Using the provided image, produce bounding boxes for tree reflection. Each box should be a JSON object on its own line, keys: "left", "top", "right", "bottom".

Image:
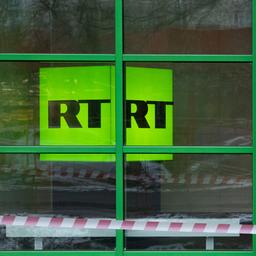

{"left": 0, "top": 0, "right": 114, "bottom": 53}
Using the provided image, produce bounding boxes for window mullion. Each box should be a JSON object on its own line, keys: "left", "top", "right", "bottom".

{"left": 115, "top": 0, "right": 124, "bottom": 255}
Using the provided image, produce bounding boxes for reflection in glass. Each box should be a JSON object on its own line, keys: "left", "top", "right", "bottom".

{"left": 125, "top": 63, "right": 252, "bottom": 146}
{"left": 0, "top": 154, "right": 116, "bottom": 250}
{"left": 126, "top": 235, "right": 251, "bottom": 251}
{"left": 0, "top": 62, "right": 115, "bottom": 146}
{"left": 0, "top": 0, "right": 114, "bottom": 53}
{"left": 124, "top": 0, "right": 252, "bottom": 54}
{"left": 125, "top": 154, "right": 252, "bottom": 250}
{"left": 126, "top": 237, "right": 205, "bottom": 251}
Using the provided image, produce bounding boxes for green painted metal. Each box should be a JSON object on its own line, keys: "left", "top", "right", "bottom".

{"left": 123, "top": 146, "right": 253, "bottom": 154}
{"left": 0, "top": 252, "right": 115, "bottom": 256}
{"left": 0, "top": 146, "right": 251, "bottom": 154}
{"left": 0, "top": 146, "right": 116, "bottom": 153}
{"left": 115, "top": 0, "right": 124, "bottom": 256}
{"left": 123, "top": 54, "right": 252, "bottom": 62}
{"left": 0, "top": 54, "right": 115, "bottom": 61}
{"left": 253, "top": 0, "right": 256, "bottom": 251}
{"left": 123, "top": 252, "right": 254, "bottom": 256}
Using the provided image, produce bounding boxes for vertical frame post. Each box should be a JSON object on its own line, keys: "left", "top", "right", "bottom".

{"left": 253, "top": 0, "right": 256, "bottom": 252}
{"left": 115, "top": 0, "right": 124, "bottom": 255}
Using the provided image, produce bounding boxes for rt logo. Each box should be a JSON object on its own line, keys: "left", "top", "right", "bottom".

{"left": 48, "top": 99, "right": 173, "bottom": 129}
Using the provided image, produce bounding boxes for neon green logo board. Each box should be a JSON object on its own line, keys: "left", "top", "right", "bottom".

{"left": 40, "top": 66, "right": 173, "bottom": 162}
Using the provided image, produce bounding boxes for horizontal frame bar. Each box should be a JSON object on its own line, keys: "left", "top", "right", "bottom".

{"left": 0, "top": 250, "right": 249, "bottom": 256}
{"left": 0, "top": 146, "right": 116, "bottom": 154}
{"left": 0, "top": 54, "right": 251, "bottom": 62}
{"left": 0, "top": 54, "right": 115, "bottom": 62}
{"left": 0, "top": 252, "right": 115, "bottom": 256}
{"left": 123, "top": 54, "right": 252, "bottom": 62}
{"left": 124, "top": 252, "right": 253, "bottom": 256}
{"left": 0, "top": 146, "right": 252, "bottom": 154}
{"left": 123, "top": 146, "right": 253, "bottom": 154}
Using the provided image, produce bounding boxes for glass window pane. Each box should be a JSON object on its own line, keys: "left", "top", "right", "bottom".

{"left": 124, "top": 0, "right": 252, "bottom": 54}
{"left": 125, "top": 154, "right": 252, "bottom": 250}
{"left": 0, "top": 0, "right": 114, "bottom": 53}
{"left": 124, "top": 63, "right": 252, "bottom": 146}
{"left": 126, "top": 235, "right": 251, "bottom": 251}
{"left": 126, "top": 237, "right": 205, "bottom": 250}
{"left": 0, "top": 153, "right": 115, "bottom": 250}
{"left": 215, "top": 235, "right": 252, "bottom": 250}
{"left": 0, "top": 62, "right": 115, "bottom": 147}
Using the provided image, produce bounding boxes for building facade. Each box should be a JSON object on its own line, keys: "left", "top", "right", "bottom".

{"left": 0, "top": 0, "right": 253, "bottom": 255}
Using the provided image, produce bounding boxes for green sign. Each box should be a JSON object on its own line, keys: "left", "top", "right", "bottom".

{"left": 40, "top": 66, "right": 173, "bottom": 162}
{"left": 125, "top": 67, "right": 173, "bottom": 161}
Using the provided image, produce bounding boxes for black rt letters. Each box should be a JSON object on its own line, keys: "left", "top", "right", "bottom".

{"left": 48, "top": 99, "right": 173, "bottom": 128}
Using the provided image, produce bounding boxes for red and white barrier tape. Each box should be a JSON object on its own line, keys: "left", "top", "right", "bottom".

{"left": 0, "top": 215, "right": 254, "bottom": 235}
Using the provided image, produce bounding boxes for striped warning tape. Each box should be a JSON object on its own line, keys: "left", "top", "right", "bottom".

{"left": 0, "top": 215, "right": 254, "bottom": 235}
{"left": 2, "top": 166, "right": 251, "bottom": 187}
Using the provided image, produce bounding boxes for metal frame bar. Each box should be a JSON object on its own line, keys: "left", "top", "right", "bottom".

{"left": 253, "top": 0, "right": 256, "bottom": 252}
{"left": 0, "top": 146, "right": 116, "bottom": 153}
{"left": 0, "top": 54, "right": 115, "bottom": 61}
{"left": 123, "top": 146, "right": 253, "bottom": 154}
{"left": 115, "top": 0, "right": 124, "bottom": 255}
{"left": 0, "top": 0, "right": 254, "bottom": 255}
{"left": 123, "top": 253, "right": 254, "bottom": 256}
{"left": 0, "top": 253, "right": 115, "bottom": 256}
{"left": 0, "top": 146, "right": 251, "bottom": 154}
{"left": 123, "top": 54, "right": 252, "bottom": 62}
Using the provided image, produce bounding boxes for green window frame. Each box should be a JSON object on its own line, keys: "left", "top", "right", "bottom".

{"left": 0, "top": 0, "right": 254, "bottom": 255}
